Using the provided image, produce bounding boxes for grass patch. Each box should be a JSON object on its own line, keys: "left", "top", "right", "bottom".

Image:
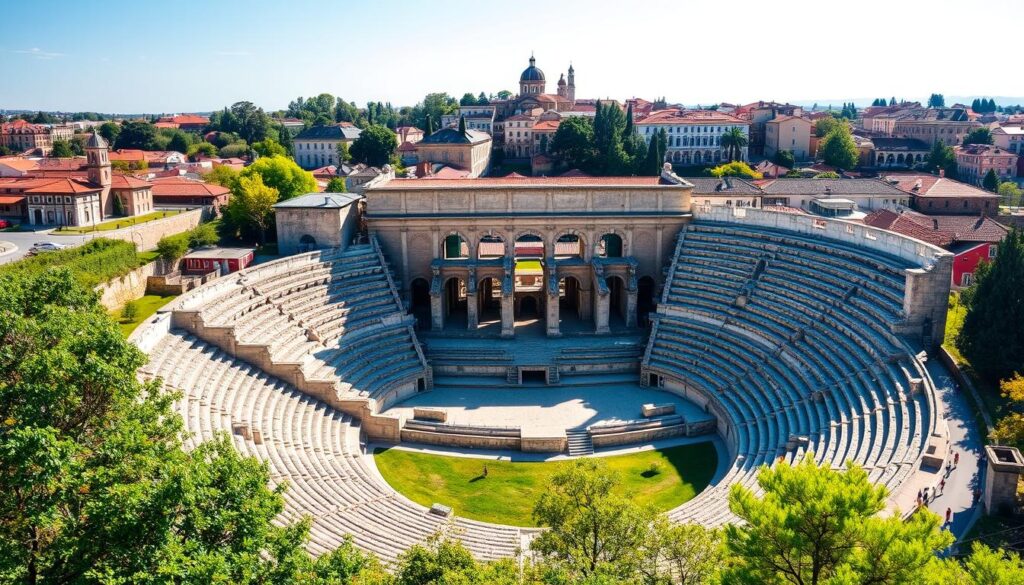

{"left": 110, "top": 294, "right": 177, "bottom": 337}
{"left": 373, "top": 443, "right": 718, "bottom": 526}
{"left": 53, "top": 210, "right": 184, "bottom": 234}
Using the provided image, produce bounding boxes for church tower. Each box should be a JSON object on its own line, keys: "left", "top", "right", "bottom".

{"left": 557, "top": 73, "right": 567, "bottom": 99}
{"left": 86, "top": 130, "right": 114, "bottom": 217}
{"left": 567, "top": 63, "right": 576, "bottom": 103}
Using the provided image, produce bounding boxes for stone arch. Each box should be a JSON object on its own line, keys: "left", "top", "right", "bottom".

{"left": 514, "top": 230, "right": 546, "bottom": 258}
{"left": 299, "top": 234, "right": 317, "bottom": 252}
{"left": 478, "top": 232, "right": 507, "bottom": 259}
{"left": 554, "top": 229, "right": 586, "bottom": 259}
{"left": 441, "top": 275, "right": 468, "bottom": 329}
{"left": 605, "top": 274, "right": 627, "bottom": 322}
{"left": 595, "top": 230, "right": 625, "bottom": 258}
{"left": 441, "top": 230, "right": 471, "bottom": 260}
{"left": 409, "top": 277, "right": 431, "bottom": 328}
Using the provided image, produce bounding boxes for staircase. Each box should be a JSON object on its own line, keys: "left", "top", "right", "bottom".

{"left": 566, "top": 428, "right": 594, "bottom": 456}
{"left": 547, "top": 366, "right": 560, "bottom": 384}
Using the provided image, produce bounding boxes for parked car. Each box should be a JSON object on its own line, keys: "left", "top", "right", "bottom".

{"left": 30, "top": 242, "right": 67, "bottom": 252}
{"left": 0, "top": 219, "right": 10, "bottom": 229}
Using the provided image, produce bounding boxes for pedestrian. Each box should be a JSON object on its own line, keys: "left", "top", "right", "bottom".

{"left": 923, "top": 487, "right": 930, "bottom": 503}
{"left": 917, "top": 489, "right": 923, "bottom": 501}
{"left": 954, "top": 451, "right": 960, "bottom": 467}
{"left": 483, "top": 464, "right": 488, "bottom": 478}
{"left": 945, "top": 507, "right": 952, "bottom": 524}
{"left": 940, "top": 478, "right": 945, "bottom": 493}
{"left": 946, "top": 460, "right": 952, "bottom": 475}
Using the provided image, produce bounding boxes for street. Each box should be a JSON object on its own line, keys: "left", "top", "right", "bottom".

{"left": 0, "top": 228, "right": 93, "bottom": 265}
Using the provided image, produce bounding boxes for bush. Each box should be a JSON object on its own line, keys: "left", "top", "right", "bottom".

{"left": 0, "top": 238, "right": 141, "bottom": 288}
{"left": 156, "top": 235, "right": 188, "bottom": 262}
{"left": 188, "top": 222, "right": 219, "bottom": 248}
{"left": 218, "top": 143, "right": 249, "bottom": 158}
{"left": 121, "top": 300, "right": 138, "bottom": 321}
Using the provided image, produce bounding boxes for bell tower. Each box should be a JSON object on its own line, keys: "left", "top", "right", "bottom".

{"left": 567, "top": 63, "right": 576, "bottom": 103}
{"left": 86, "top": 131, "right": 111, "bottom": 188}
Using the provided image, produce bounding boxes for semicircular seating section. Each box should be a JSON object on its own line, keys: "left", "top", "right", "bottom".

{"left": 646, "top": 221, "right": 938, "bottom": 527}
{"left": 178, "top": 242, "right": 429, "bottom": 409}
{"left": 140, "top": 331, "right": 521, "bottom": 562}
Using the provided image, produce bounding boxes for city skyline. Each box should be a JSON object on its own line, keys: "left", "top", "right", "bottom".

{"left": 3, "top": 0, "right": 1022, "bottom": 113}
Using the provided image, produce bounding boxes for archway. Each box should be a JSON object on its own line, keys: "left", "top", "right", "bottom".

{"left": 410, "top": 278, "right": 430, "bottom": 329}
{"left": 443, "top": 277, "right": 467, "bottom": 329}
{"left": 554, "top": 233, "right": 583, "bottom": 260}
{"left": 519, "top": 295, "right": 539, "bottom": 319}
{"left": 478, "top": 276, "right": 502, "bottom": 329}
{"left": 33, "top": 209, "right": 43, "bottom": 225}
{"left": 478, "top": 234, "right": 505, "bottom": 260}
{"left": 299, "top": 234, "right": 317, "bottom": 253}
{"left": 637, "top": 276, "right": 656, "bottom": 327}
{"left": 595, "top": 233, "right": 623, "bottom": 258}
{"left": 558, "top": 275, "right": 588, "bottom": 331}
{"left": 606, "top": 275, "right": 626, "bottom": 326}
{"left": 443, "top": 233, "right": 469, "bottom": 260}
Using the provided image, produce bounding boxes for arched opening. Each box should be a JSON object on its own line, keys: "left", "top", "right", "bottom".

{"left": 595, "top": 233, "right": 623, "bottom": 258}
{"left": 409, "top": 277, "right": 431, "bottom": 329}
{"left": 519, "top": 295, "right": 539, "bottom": 318}
{"left": 443, "top": 233, "right": 469, "bottom": 260}
{"left": 33, "top": 209, "right": 43, "bottom": 225}
{"left": 478, "top": 276, "right": 502, "bottom": 329}
{"left": 606, "top": 275, "right": 626, "bottom": 326}
{"left": 558, "top": 275, "right": 588, "bottom": 331}
{"left": 514, "top": 233, "right": 544, "bottom": 258}
{"left": 299, "top": 234, "right": 317, "bottom": 253}
{"left": 896, "top": 153, "right": 905, "bottom": 165}
{"left": 554, "top": 233, "right": 583, "bottom": 260}
{"left": 443, "top": 277, "right": 467, "bottom": 329}
{"left": 637, "top": 276, "right": 656, "bottom": 327}
{"left": 478, "top": 234, "right": 505, "bottom": 260}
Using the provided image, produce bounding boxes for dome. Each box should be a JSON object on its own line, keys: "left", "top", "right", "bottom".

{"left": 557, "top": 74, "right": 566, "bottom": 86}
{"left": 520, "top": 56, "right": 545, "bottom": 82}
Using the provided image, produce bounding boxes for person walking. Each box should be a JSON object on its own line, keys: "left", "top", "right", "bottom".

{"left": 954, "top": 451, "right": 960, "bottom": 467}
{"left": 940, "top": 477, "right": 945, "bottom": 494}
{"left": 945, "top": 507, "right": 952, "bottom": 525}
{"left": 483, "top": 464, "right": 488, "bottom": 478}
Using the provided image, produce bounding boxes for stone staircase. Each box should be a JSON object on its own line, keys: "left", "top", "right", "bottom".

{"left": 566, "top": 428, "right": 594, "bottom": 457}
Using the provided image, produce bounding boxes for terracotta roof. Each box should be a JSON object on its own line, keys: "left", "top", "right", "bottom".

{"left": 397, "top": 141, "right": 418, "bottom": 152}
{"left": 956, "top": 144, "right": 1016, "bottom": 157}
{"left": 532, "top": 120, "right": 560, "bottom": 131}
{"left": 150, "top": 176, "right": 230, "bottom": 197}
{"left": 559, "top": 169, "right": 591, "bottom": 177}
{"left": 24, "top": 178, "right": 101, "bottom": 195}
{"left": 172, "top": 114, "right": 209, "bottom": 125}
{"left": 864, "top": 208, "right": 1008, "bottom": 246}
{"left": 32, "top": 157, "right": 87, "bottom": 171}
{"left": 372, "top": 176, "right": 678, "bottom": 190}
{"left": 0, "top": 158, "right": 39, "bottom": 172}
{"left": 110, "top": 174, "right": 152, "bottom": 189}
{"left": 431, "top": 166, "right": 471, "bottom": 179}
{"left": 635, "top": 109, "right": 749, "bottom": 126}
{"left": 766, "top": 114, "right": 812, "bottom": 126}
{"left": 883, "top": 174, "right": 996, "bottom": 199}
{"left": 0, "top": 195, "right": 25, "bottom": 205}
{"left": 109, "top": 149, "right": 146, "bottom": 162}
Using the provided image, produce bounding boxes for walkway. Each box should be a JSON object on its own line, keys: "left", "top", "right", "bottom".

{"left": 0, "top": 240, "right": 16, "bottom": 258}
{"left": 924, "top": 358, "right": 985, "bottom": 543}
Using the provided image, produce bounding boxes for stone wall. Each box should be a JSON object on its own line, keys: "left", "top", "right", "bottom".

{"left": 276, "top": 203, "right": 359, "bottom": 256}
{"left": 94, "top": 260, "right": 160, "bottom": 310}
{"left": 97, "top": 208, "right": 203, "bottom": 251}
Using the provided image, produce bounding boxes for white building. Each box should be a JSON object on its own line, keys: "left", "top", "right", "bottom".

{"left": 293, "top": 123, "right": 362, "bottom": 169}
{"left": 635, "top": 109, "right": 751, "bottom": 166}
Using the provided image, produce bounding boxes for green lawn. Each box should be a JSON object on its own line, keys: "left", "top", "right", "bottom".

{"left": 110, "top": 294, "right": 177, "bottom": 337}
{"left": 373, "top": 442, "right": 718, "bottom": 526}
{"left": 55, "top": 209, "right": 184, "bottom": 234}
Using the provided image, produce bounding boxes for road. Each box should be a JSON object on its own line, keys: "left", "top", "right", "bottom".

{"left": 0, "top": 228, "right": 92, "bottom": 265}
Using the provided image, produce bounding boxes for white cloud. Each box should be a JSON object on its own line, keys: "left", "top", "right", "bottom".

{"left": 14, "top": 47, "right": 65, "bottom": 60}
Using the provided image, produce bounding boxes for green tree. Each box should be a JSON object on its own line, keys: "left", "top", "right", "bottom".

{"left": 114, "top": 121, "right": 160, "bottom": 150}
{"left": 337, "top": 141, "right": 351, "bottom": 163}
{"left": 98, "top": 121, "right": 121, "bottom": 144}
{"left": 983, "top": 168, "right": 1000, "bottom": 192}
{"left": 188, "top": 222, "right": 220, "bottom": 248}
{"left": 926, "top": 140, "right": 958, "bottom": 177}
{"left": 166, "top": 130, "right": 192, "bottom": 154}
{"left": 276, "top": 123, "right": 293, "bottom": 155}
{"left": 550, "top": 116, "right": 598, "bottom": 172}
{"left": 710, "top": 161, "right": 764, "bottom": 179}
{"left": 350, "top": 124, "right": 398, "bottom": 167}
{"left": 531, "top": 458, "right": 653, "bottom": 580}
{"left": 156, "top": 234, "right": 188, "bottom": 261}
{"left": 50, "top": 139, "right": 74, "bottom": 158}
{"left": 186, "top": 141, "right": 218, "bottom": 160}
{"left": 814, "top": 116, "right": 844, "bottom": 138}
{"left": 723, "top": 453, "right": 953, "bottom": 585}
{"left": 325, "top": 177, "right": 348, "bottom": 193}
{"left": 774, "top": 149, "right": 796, "bottom": 168}
{"left": 721, "top": 127, "right": 749, "bottom": 161}
{"left": 818, "top": 126, "right": 860, "bottom": 169}
{"left": 239, "top": 155, "right": 316, "bottom": 201}
{"left": 957, "top": 228, "right": 1024, "bottom": 382}
{"left": 204, "top": 165, "right": 240, "bottom": 189}
{"left": 963, "top": 127, "right": 994, "bottom": 146}
{"left": 459, "top": 92, "right": 478, "bottom": 106}
{"left": 998, "top": 181, "right": 1023, "bottom": 207}
{"left": 990, "top": 374, "right": 1024, "bottom": 450}
{"left": 226, "top": 174, "right": 280, "bottom": 243}
{"left": 814, "top": 171, "right": 841, "bottom": 179}
{"left": 496, "top": 90, "right": 513, "bottom": 100}
{"left": 641, "top": 517, "right": 723, "bottom": 585}
{"left": 928, "top": 93, "right": 946, "bottom": 108}
{"left": 251, "top": 137, "right": 287, "bottom": 158}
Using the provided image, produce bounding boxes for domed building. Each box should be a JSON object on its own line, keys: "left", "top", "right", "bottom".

{"left": 519, "top": 55, "right": 546, "bottom": 95}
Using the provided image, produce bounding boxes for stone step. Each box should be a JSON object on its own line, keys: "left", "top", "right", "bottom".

{"left": 566, "top": 429, "right": 593, "bottom": 457}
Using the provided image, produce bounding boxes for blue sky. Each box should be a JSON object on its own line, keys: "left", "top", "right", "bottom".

{"left": 2, "top": 0, "right": 1021, "bottom": 114}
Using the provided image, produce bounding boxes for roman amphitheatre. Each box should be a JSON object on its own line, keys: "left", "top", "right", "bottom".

{"left": 133, "top": 164, "right": 960, "bottom": 561}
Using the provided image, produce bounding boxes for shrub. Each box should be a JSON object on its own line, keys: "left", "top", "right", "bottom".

{"left": 121, "top": 300, "right": 138, "bottom": 321}
{"left": 0, "top": 238, "right": 141, "bottom": 288}
{"left": 156, "top": 235, "right": 188, "bottom": 262}
{"left": 188, "top": 222, "right": 219, "bottom": 248}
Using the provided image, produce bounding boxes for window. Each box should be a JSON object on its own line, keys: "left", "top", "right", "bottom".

{"left": 961, "top": 272, "right": 973, "bottom": 287}
{"left": 989, "top": 245, "right": 998, "bottom": 258}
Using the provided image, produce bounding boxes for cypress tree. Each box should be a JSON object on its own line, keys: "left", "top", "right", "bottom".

{"left": 425, "top": 115, "right": 434, "bottom": 135}
{"left": 458, "top": 115, "right": 467, "bottom": 136}
{"left": 643, "top": 131, "right": 660, "bottom": 176}
{"left": 624, "top": 102, "right": 634, "bottom": 136}
{"left": 983, "top": 168, "right": 1000, "bottom": 192}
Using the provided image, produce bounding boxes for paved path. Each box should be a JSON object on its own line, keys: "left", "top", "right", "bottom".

{"left": 0, "top": 240, "right": 16, "bottom": 258}
{"left": 925, "top": 358, "right": 985, "bottom": 544}
{"left": 0, "top": 229, "right": 91, "bottom": 265}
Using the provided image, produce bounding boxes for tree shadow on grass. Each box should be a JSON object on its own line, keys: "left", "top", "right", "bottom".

{"left": 468, "top": 475, "right": 487, "bottom": 483}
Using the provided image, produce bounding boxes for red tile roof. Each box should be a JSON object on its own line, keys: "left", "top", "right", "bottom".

{"left": 24, "top": 178, "right": 101, "bottom": 195}
{"left": 0, "top": 157, "right": 39, "bottom": 172}
{"left": 882, "top": 174, "right": 995, "bottom": 199}
{"left": 110, "top": 174, "right": 152, "bottom": 189}
{"left": 864, "top": 208, "right": 1008, "bottom": 246}
{"left": 0, "top": 195, "right": 25, "bottom": 205}
{"left": 636, "top": 109, "right": 749, "bottom": 125}
{"left": 109, "top": 149, "right": 146, "bottom": 162}
{"left": 532, "top": 120, "right": 560, "bottom": 131}
{"left": 150, "top": 176, "right": 230, "bottom": 198}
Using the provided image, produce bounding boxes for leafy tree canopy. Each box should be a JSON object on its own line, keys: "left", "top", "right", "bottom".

{"left": 350, "top": 124, "right": 398, "bottom": 167}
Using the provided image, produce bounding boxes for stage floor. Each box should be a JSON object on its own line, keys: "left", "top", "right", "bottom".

{"left": 383, "top": 381, "right": 713, "bottom": 433}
